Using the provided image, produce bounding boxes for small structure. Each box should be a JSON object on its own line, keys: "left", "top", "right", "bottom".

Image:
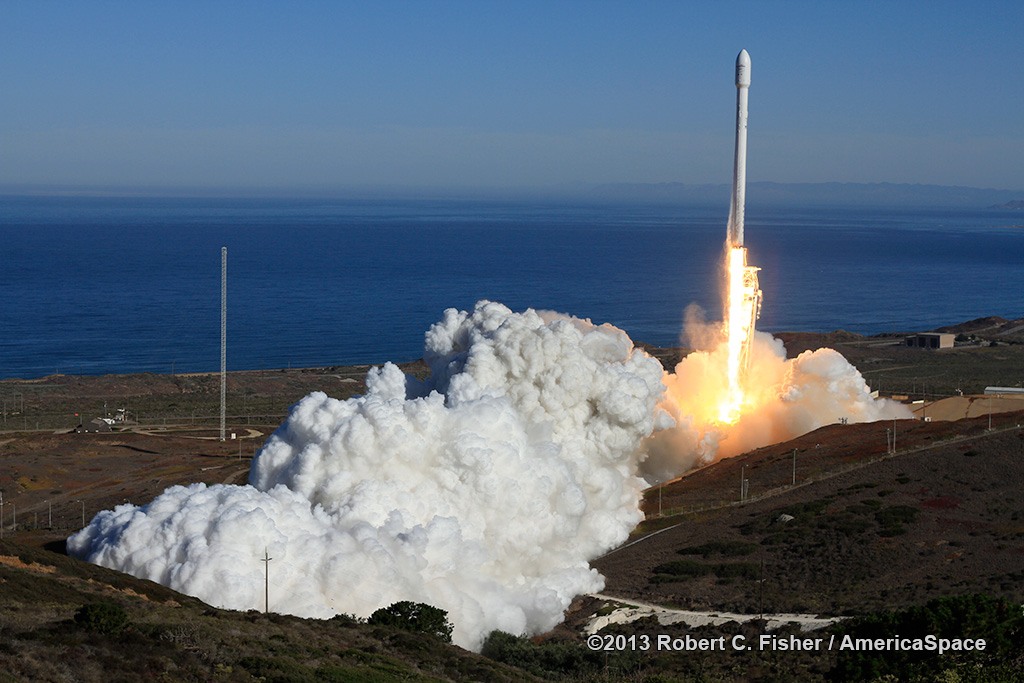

{"left": 905, "top": 333, "right": 954, "bottom": 349}
{"left": 984, "top": 387, "right": 1024, "bottom": 396}
{"left": 75, "top": 418, "right": 112, "bottom": 434}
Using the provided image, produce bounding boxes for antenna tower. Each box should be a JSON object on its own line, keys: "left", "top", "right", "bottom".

{"left": 220, "top": 247, "right": 227, "bottom": 442}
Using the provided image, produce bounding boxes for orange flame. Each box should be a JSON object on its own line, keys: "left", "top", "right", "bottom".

{"left": 718, "top": 246, "right": 761, "bottom": 423}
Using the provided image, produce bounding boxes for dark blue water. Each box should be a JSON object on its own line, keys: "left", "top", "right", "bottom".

{"left": 2, "top": 196, "right": 1022, "bottom": 379}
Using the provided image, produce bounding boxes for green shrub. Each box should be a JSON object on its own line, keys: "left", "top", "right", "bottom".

{"left": 829, "top": 594, "right": 1024, "bottom": 682}
{"left": 653, "top": 559, "right": 760, "bottom": 581}
{"left": 313, "top": 665, "right": 377, "bottom": 682}
{"left": 653, "top": 559, "right": 712, "bottom": 578}
{"left": 73, "top": 602, "right": 129, "bottom": 635}
{"left": 367, "top": 601, "right": 453, "bottom": 643}
{"left": 822, "top": 513, "right": 873, "bottom": 536}
{"left": 712, "top": 562, "right": 760, "bottom": 580}
{"left": 875, "top": 505, "right": 920, "bottom": 535}
{"left": 741, "top": 498, "right": 830, "bottom": 535}
{"left": 678, "top": 540, "right": 758, "bottom": 557}
{"left": 237, "top": 655, "right": 311, "bottom": 683}
{"left": 480, "top": 630, "right": 601, "bottom": 678}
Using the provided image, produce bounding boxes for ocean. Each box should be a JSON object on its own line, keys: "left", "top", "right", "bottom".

{"left": 2, "top": 195, "right": 1022, "bottom": 380}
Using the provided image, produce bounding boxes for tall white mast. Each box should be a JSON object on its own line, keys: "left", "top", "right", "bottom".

{"left": 220, "top": 246, "right": 227, "bottom": 442}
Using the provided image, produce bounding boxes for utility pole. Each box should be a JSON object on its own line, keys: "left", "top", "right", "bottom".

{"left": 260, "top": 547, "right": 273, "bottom": 614}
{"left": 792, "top": 449, "right": 797, "bottom": 485}
{"left": 220, "top": 246, "right": 227, "bottom": 442}
{"left": 759, "top": 554, "right": 765, "bottom": 625}
{"left": 76, "top": 499, "right": 85, "bottom": 527}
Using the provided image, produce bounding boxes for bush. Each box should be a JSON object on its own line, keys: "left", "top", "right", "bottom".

{"left": 74, "top": 602, "right": 129, "bottom": 635}
{"left": 652, "top": 559, "right": 760, "bottom": 581}
{"left": 875, "top": 505, "right": 920, "bottom": 535}
{"left": 480, "top": 630, "right": 601, "bottom": 677}
{"left": 237, "top": 655, "right": 310, "bottom": 683}
{"left": 678, "top": 540, "right": 758, "bottom": 557}
{"left": 829, "top": 594, "right": 1024, "bottom": 682}
{"left": 653, "top": 559, "right": 712, "bottom": 578}
{"left": 367, "top": 601, "right": 453, "bottom": 643}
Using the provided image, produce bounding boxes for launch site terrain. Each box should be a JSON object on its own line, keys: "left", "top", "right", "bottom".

{"left": 1, "top": 317, "right": 1023, "bottom": 681}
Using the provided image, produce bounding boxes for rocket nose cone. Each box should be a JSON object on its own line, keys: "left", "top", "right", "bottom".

{"left": 736, "top": 49, "right": 751, "bottom": 87}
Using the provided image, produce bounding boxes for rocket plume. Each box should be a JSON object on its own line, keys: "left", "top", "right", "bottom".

{"left": 721, "top": 246, "right": 761, "bottom": 423}
{"left": 641, "top": 48, "right": 909, "bottom": 479}
{"left": 719, "top": 50, "right": 761, "bottom": 424}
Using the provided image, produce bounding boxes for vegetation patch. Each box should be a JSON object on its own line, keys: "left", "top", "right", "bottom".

{"left": 74, "top": 601, "right": 129, "bottom": 635}
{"left": 481, "top": 630, "right": 603, "bottom": 679}
{"left": 651, "top": 559, "right": 760, "bottom": 583}
{"left": 676, "top": 540, "right": 758, "bottom": 557}
{"left": 741, "top": 498, "right": 921, "bottom": 542}
{"left": 367, "top": 601, "right": 454, "bottom": 643}
{"left": 829, "top": 594, "right": 1024, "bottom": 682}
{"left": 874, "top": 505, "right": 920, "bottom": 536}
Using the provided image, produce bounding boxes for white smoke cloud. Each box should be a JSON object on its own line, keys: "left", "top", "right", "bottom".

{"left": 67, "top": 299, "right": 911, "bottom": 650}
{"left": 68, "top": 301, "right": 666, "bottom": 650}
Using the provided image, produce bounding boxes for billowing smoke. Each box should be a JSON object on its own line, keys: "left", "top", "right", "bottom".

{"left": 67, "top": 299, "right": 910, "bottom": 649}
{"left": 640, "top": 308, "right": 912, "bottom": 481}
{"left": 68, "top": 301, "right": 666, "bottom": 650}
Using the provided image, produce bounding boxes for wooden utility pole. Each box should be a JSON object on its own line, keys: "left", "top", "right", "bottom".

{"left": 260, "top": 547, "right": 273, "bottom": 614}
{"left": 759, "top": 555, "right": 765, "bottom": 624}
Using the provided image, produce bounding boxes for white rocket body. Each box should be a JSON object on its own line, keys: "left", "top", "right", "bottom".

{"left": 727, "top": 49, "right": 751, "bottom": 248}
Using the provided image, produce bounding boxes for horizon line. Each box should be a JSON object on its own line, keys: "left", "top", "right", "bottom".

{"left": 2, "top": 179, "right": 1023, "bottom": 200}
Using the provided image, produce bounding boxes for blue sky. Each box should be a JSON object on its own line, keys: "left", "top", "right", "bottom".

{"left": 2, "top": 1, "right": 1022, "bottom": 192}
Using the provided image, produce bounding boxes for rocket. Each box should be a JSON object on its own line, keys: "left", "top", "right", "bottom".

{"left": 727, "top": 49, "right": 751, "bottom": 248}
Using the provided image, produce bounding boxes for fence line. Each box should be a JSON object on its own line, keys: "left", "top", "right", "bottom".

{"left": 0, "top": 412, "right": 290, "bottom": 434}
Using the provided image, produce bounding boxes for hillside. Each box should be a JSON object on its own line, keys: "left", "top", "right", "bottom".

{"left": 0, "top": 539, "right": 535, "bottom": 682}
{"left": 3, "top": 319, "right": 1024, "bottom": 680}
{"left": 593, "top": 412, "right": 1024, "bottom": 617}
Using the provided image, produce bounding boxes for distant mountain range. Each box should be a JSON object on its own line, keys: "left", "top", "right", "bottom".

{"left": 583, "top": 182, "right": 1024, "bottom": 208}
{"left": 990, "top": 199, "right": 1024, "bottom": 210}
